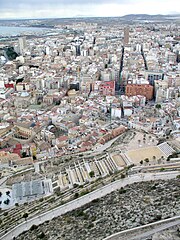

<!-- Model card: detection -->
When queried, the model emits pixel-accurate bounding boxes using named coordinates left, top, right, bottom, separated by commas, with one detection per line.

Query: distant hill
left=120, top=14, right=180, bottom=21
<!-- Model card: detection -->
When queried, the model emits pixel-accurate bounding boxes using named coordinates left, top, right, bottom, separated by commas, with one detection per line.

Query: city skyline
left=0, top=0, right=179, bottom=19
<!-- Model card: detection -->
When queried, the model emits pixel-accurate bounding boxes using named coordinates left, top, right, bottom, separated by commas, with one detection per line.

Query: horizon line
left=0, top=13, right=180, bottom=21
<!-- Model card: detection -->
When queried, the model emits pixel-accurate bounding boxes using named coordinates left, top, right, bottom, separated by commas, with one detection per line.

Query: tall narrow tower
left=123, top=27, right=129, bottom=46
left=18, top=37, right=27, bottom=55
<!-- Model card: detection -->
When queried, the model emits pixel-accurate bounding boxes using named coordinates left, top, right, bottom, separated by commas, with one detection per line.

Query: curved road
left=103, top=216, right=180, bottom=240
left=1, top=171, right=179, bottom=240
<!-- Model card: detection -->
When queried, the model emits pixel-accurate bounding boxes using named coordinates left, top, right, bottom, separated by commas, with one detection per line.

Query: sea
left=0, top=25, right=47, bottom=37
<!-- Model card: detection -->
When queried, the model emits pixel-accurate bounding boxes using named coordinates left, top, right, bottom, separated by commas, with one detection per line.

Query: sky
left=0, top=0, right=179, bottom=19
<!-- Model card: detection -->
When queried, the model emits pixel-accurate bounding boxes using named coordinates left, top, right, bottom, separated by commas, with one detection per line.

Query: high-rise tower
left=123, top=27, right=129, bottom=45
left=18, top=37, right=27, bottom=55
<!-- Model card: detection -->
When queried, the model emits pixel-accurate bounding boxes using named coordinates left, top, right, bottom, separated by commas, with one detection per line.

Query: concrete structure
left=12, top=179, right=53, bottom=202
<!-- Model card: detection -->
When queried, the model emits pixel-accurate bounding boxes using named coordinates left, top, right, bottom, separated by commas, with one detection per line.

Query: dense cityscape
left=0, top=13, right=180, bottom=240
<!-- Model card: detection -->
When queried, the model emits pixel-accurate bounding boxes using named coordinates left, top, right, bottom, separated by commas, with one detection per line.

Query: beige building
left=0, top=151, right=33, bottom=168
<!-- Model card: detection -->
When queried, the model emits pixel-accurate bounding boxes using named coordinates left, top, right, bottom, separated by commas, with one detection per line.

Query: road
left=103, top=216, right=180, bottom=240
left=0, top=171, right=179, bottom=240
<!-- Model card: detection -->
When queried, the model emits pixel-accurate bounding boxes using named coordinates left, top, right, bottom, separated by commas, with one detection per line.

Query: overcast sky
left=0, top=0, right=179, bottom=19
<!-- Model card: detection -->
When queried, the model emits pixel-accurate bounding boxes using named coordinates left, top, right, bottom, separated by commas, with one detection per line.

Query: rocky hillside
left=16, top=178, right=180, bottom=240
left=145, top=226, right=180, bottom=240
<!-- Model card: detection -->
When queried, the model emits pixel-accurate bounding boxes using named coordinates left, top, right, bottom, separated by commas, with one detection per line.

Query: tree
left=4, top=199, right=10, bottom=205
left=121, top=173, right=126, bottom=179
left=22, top=212, right=28, bottom=220
left=38, top=232, right=46, bottom=239
left=140, top=160, right=143, bottom=165
left=30, top=224, right=38, bottom=231
left=3, top=212, right=8, bottom=216
left=6, top=191, right=10, bottom=196
left=144, top=158, right=149, bottom=163
left=89, top=171, right=95, bottom=178
left=119, top=187, right=126, bottom=194
left=155, top=104, right=161, bottom=109
left=55, top=100, right=60, bottom=105
left=21, top=152, right=27, bottom=158
left=74, top=192, right=79, bottom=199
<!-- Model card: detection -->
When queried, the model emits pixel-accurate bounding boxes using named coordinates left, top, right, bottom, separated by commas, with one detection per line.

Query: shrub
left=89, top=171, right=95, bottom=178
left=74, top=192, right=79, bottom=199
left=3, top=212, right=8, bottom=216
left=80, top=190, right=89, bottom=196
left=73, top=183, right=79, bottom=188
left=38, top=232, right=46, bottom=239
left=119, top=187, right=126, bottom=194
left=22, top=212, right=28, bottom=219
left=92, top=198, right=100, bottom=203
left=87, top=223, right=94, bottom=229
left=4, top=199, right=10, bottom=205
left=76, top=210, right=84, bottom=217
left=120, top=173, right=126, bottom=179
left=30, top=224, right=38, bottom=231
